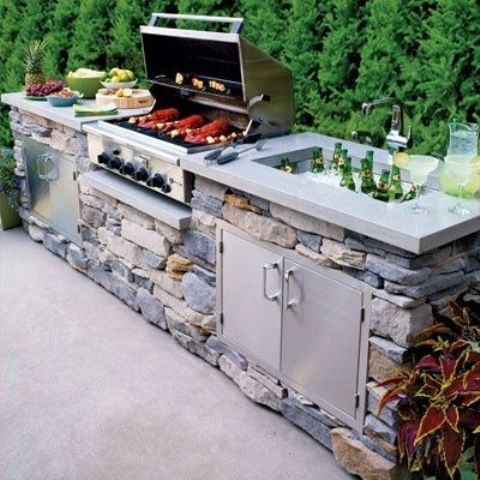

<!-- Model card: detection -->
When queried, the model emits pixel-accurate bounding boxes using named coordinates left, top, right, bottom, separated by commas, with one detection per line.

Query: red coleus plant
left=379, top=296, right=480, bottom=479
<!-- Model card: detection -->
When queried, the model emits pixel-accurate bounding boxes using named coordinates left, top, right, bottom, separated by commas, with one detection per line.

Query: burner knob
left=146, top=173, right=165, bottom=188
left=133, top=167, right=149, bottom=182
left=161, top=183, right=172, bottom=194
left=108, top=156, right=123, bottom=170
left=120, top=162, right=135, bottom=175
left=97, top=152, right=109, bottom=165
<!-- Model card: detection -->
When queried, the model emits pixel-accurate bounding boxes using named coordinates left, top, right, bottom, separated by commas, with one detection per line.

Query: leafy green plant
left=0, top=149, right=20, bottom=208
left=379, top=295, right=480, bottom=479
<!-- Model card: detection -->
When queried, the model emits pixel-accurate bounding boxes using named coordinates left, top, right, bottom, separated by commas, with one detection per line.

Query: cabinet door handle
left=45, top=156, right=59, bottom=182
left=262, top=263, right=280, bottom=301
left=284, top=268, right=297, bottom=309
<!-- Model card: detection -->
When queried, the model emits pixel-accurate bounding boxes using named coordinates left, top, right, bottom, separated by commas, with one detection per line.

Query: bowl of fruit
left=101, top=68, right=137, bottom=90
left=66, top=68, right=105, bottom=98
left=46, top=87, right=83, bottom=107
left=25, top=80, right=65, bottom=100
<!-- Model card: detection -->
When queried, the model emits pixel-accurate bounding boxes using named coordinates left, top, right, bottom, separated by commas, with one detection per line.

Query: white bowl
left=101, top=79, right=138, bottom=91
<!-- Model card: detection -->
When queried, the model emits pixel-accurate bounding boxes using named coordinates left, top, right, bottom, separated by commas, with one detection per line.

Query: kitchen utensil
left=204, top=133, right=263, bottom=162
left=206, top=139, right=267, bottom=166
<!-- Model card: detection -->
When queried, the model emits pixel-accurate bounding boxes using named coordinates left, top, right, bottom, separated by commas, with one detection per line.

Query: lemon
left=111, top=75, right=121, bottom=83
left=122, top=88, right=133, bottom=97
left=115, top=89, right=124, bottom=97
left=393, top=152, right=410, bottom=167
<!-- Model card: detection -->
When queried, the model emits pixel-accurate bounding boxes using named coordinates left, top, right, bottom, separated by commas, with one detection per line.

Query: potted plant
left=0, top=148, right=21, bottom=230
left=379, top=295, right=480, bottom=480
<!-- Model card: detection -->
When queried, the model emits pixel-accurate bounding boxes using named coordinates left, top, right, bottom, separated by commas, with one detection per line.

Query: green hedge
left=0, top=0, right=479, bottom=153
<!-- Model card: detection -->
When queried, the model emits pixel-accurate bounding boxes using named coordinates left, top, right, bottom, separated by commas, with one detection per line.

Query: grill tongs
left=204, top=134, right=267, bottom=166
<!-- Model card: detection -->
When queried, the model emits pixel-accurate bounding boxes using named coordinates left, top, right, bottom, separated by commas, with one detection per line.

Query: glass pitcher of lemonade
left=440, top=120, right=479, bottom=197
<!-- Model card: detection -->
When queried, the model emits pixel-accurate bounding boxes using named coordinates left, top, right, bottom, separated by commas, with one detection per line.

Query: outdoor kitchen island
left=3, top=94, right=480, bottom=480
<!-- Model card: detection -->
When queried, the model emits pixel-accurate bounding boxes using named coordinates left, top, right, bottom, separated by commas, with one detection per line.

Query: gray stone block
left=361, top=236, right=416, bottom=258
left=364, top=414, right=397, bottom=445
left=136, top=288, right=166, bottom=329
left=191, top=198, right=223, bottom=218
left=345, top=235, right=386, bottom=257
left=366, top=254, right=431, bottom=285
left=82, top=205, right=106, bottom=229
left=373, top=288, right=425, bottom=308
left=181, top=272, right=216, bottom=314
left=366, top=382, right=399, bottom=429
left=384, top=271, right=465, bottom=299
left=88, top=263, right=136, bottom=309
left=164, top=307, right=206, bottom=342
left=193, top=265, right=216, bottom=287
left=371, top=298, right=433, bottom=347
left=194, top=176, right=228, bottom=200
left=385, top=246, right=452, bottom=269
left=111, top=260, right=134, bottom=283
left=286, top=392, right=344, bottom=428
left=81, top=227, right=98, bottom=245
left=344, top=267, right=383, bottom=288
left=368, top=336, right=409, bottom=364
left=66, top=244, right=89, bottom=271
left=192, top=189, right=223, bottom=210
left=281, top=397, right=332, bottom=450
left=321, top=239, right=366, bottom=270
left=43, top=232, right=67, bottom=258
left=206, top=336, right=247, bottom=370
left=359, top=434, right=396, bottom=463
left=183, top=231, right=216, bottom=265
left=463, top=256, right=480, bottom=273
left=143, top=251, right=166, bottom=270
left=172, top=329, right=220, bottom=366
left=296, top=230, right=322, bottom=252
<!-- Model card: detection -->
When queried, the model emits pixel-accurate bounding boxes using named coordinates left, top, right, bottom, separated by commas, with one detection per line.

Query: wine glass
left=405, top=155, right=439, bottom=214
left=445, top=157, right=480, bottom=216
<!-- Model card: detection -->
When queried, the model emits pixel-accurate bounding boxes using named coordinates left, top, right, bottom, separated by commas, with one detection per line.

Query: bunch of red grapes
left=26, top=80, right=65, bottom=97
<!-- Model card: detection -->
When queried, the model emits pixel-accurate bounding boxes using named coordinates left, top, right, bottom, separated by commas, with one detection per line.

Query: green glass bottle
left=373, top=169, right=390, bottom=202
left=311, top=147, right=324, bottom=173
left=388, top=165, right=403, bottom=200
left=366, top=151, right=376, bottom=191
left=401, top=184, right=417, bottom=202
left=331, top=142, right=342, bottom=173
left=340, top=156, right=356, bottom=191
left=337, top=149, right=348, bottom=175
left=360, top=156, right=375, bottom=194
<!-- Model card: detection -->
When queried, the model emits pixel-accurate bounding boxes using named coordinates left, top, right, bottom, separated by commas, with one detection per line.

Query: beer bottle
left=283, top=158, right=296, bottom=174
left=337, top=149, right=348, bottom=175
left=311, top=147, right=324, bottom=173
left=366, top=151, right=376, bottom=191
left=373, top=169, right=390, bottom=202
left=388, top=165, right=403, bottom=200
left=331, top=142, right=342, bottom=173
left=340, top=156, right=356, bottom=191
left=401, top=184, right=417, bottom=203
left=360, top=156, right=375, bottom=194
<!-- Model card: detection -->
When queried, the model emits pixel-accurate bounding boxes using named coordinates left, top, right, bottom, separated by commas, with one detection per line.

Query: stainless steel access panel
left=23, top=137, right=81, bottom=244
left=220, top=229, right=283, bottom=368
left=217, top=222, right=371, bottom=430
left=282, top=259, right=365, bottom=422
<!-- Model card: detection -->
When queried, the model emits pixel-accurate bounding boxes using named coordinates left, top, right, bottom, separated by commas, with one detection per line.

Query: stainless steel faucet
left=361, top=97, right=412, bottom=152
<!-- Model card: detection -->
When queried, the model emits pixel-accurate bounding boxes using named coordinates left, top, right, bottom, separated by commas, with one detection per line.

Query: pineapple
left=24, top=40, right=47, bottom=87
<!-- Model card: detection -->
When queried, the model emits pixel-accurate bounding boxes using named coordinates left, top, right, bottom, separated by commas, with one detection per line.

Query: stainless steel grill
left=86, top=13, right=295, bottom=203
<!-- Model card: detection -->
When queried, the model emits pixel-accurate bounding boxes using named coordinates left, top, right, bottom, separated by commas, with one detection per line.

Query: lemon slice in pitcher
left=393, top=151, right=410, bottom=168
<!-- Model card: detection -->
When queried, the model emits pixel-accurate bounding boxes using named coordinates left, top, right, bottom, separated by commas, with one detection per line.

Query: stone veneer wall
left=9, top=108, right=480, bottom=480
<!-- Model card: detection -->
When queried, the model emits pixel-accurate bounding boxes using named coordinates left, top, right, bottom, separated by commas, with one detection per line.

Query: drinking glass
left=406, top=155, right=439, bottom=214
left=446, top=159, right=480, bottom=216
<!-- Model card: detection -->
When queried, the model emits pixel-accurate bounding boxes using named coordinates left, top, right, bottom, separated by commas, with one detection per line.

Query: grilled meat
left=131, top=108, right=180, bottom=129
left=158, top=114, right=205, bottom=136
left=184, top=119, right=230, bottom=144
left=208, top=80, right=227, bottom=93
left=192, top=77, right=204, bottom=90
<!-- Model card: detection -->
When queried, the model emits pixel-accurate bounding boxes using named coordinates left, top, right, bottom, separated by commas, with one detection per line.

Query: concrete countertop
left=181, top=132, right=480, bottom=254
left=1, top=92, right=151, bottom=132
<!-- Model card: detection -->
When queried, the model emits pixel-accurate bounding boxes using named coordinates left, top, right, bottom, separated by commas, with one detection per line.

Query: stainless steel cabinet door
left=47, top=154, right=81, bottom=244
left=220, top=230, right=282, bottom=369
left=281, top=259, right=363, bottom=421
left=23, top=137, right=52, bottom=222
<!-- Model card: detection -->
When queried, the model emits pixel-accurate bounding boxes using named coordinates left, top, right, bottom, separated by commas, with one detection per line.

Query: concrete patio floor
left=0, top=227, right=353, bottom=480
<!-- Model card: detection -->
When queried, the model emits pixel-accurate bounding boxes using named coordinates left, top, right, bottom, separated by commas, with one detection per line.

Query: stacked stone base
left=10, top=108, right=480, bottom=480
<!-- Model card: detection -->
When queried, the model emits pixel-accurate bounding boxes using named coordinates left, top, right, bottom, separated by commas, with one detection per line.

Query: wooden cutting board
left=96, top=89, right=154, bottom=109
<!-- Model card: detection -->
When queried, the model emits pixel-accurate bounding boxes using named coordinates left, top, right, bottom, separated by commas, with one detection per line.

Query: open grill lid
left=140, top=13, right=295, bottom=135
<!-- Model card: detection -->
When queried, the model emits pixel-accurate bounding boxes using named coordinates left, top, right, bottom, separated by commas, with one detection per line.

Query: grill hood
left=140, top=13, right=295, bottom=135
